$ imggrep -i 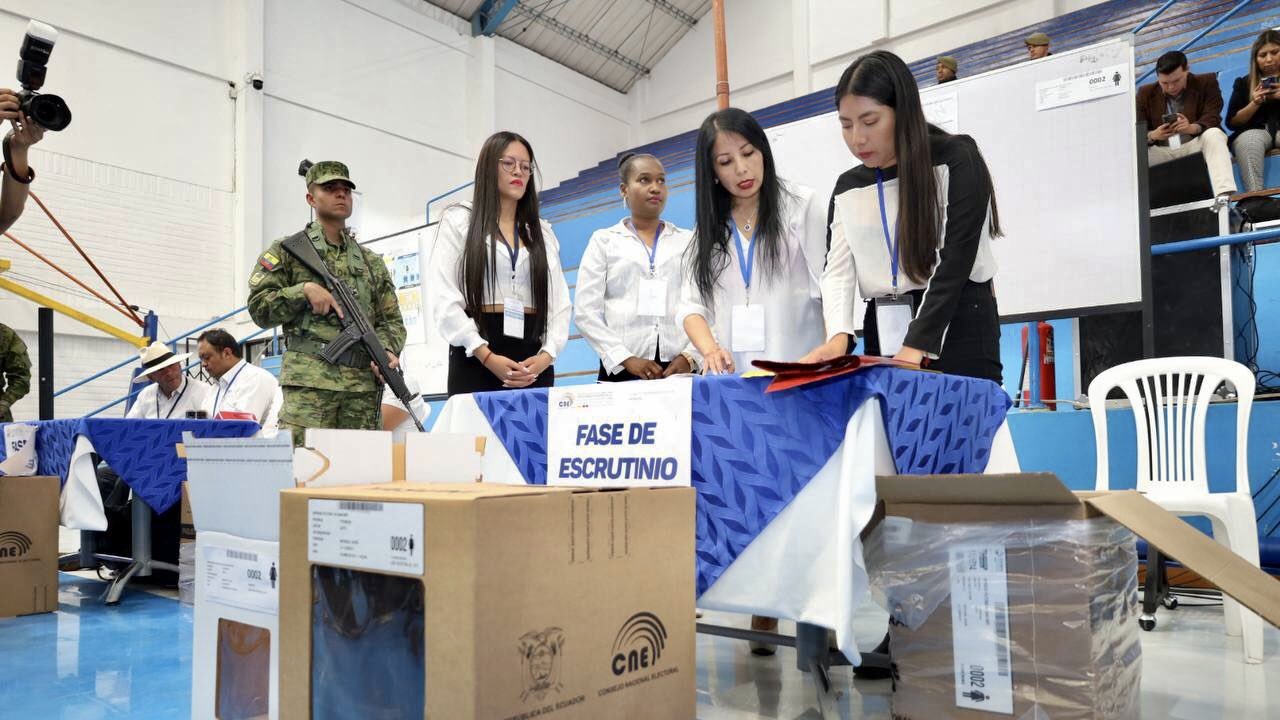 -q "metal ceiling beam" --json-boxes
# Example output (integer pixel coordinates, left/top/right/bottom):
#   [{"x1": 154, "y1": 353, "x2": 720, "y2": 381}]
[
  {"x1": 471, "y1": 0, "x2": 519, "y2": 36},
  {"x1": 645, "y1": 0, "x2": 697, "y2": 27},
  {"x1": 508, "y1": 2, "x2": 650, "y2": 77}
]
